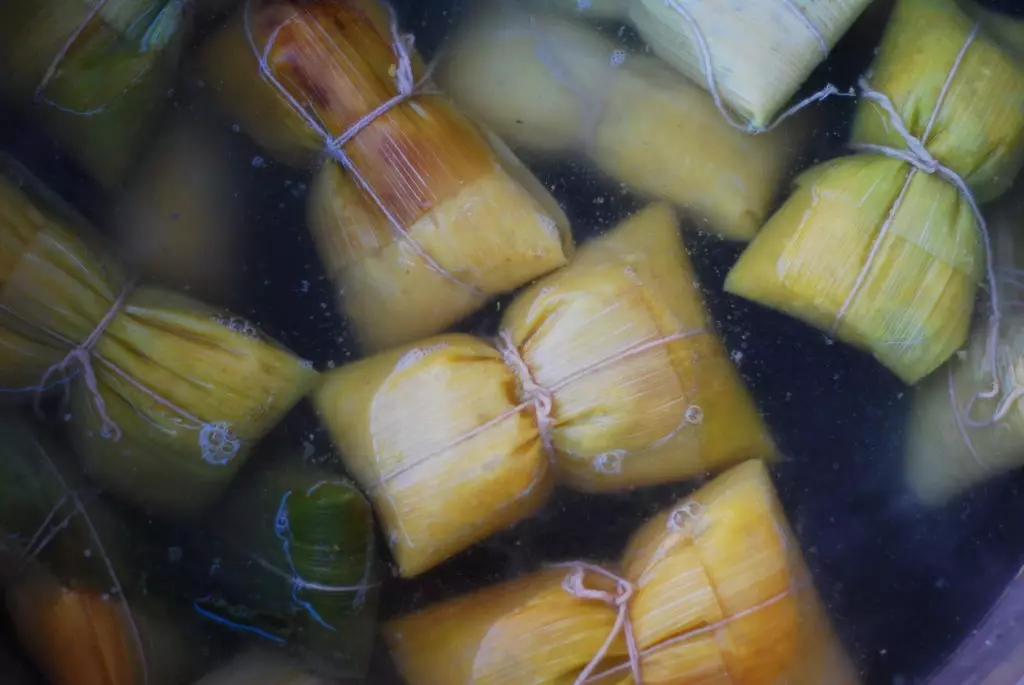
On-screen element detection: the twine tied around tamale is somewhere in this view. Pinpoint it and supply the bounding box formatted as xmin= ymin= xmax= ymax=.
xmin=661 ymin=0 xmax=854 ymax=134
xmin=555 ymin=562 xmax=643 ymax=685
xmin=243 ymin=0 xmax=484 ymax=298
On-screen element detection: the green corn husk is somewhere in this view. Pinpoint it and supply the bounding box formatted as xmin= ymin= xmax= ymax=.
xmin=0 ymin=160 xmax=319 ymax=519
xmin=195 ymin=649 xmax=340 ymax=685
xmin=0 ymin=0 xmax=187 ymax=189
xmin=0 ymin=414 xmax=215 ymax=685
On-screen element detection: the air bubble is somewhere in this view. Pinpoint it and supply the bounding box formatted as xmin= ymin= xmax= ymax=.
xmin=213 ymin=315 xmax=260 ymax=339
xmin=199 ymin=422 xmax=242 ymax=465
xmin=594 ymin=450 xmax=626 ymax=474
xmin=685 ymin=405 xmax=704 ymax=425
xmin=611 ymin=49 xmax=627 ymax=67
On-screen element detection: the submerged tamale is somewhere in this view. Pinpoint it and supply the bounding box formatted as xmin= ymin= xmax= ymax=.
xmin=387 ymin=460 xmax=859 ymax=685
xmin=626 ymin=0 xmax=871 ymax=129
xmin=202 ymin=0 xmax=573 ymax=351
xmin=315 ymin=204 xmax=774 ymax=577
xmin=440 ymin=9 xmax=801 ymax=242
xmin=0 ymin=415 xmax=212 ymax=685
xmin=0 ymin=163 xmax=318 ymax=519
xmin=726 ymin=0 xmax=1024 ymax=384
xmin=0 ymin=0 xmax=186 ymax=188
xmin=195 ymin=650 xmax=337 ymax=685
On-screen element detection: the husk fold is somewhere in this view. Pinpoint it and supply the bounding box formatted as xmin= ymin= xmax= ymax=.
xmin=0 ymin=415 xmax=210 ymax=685
xmin=0 ymin=0 xmax=187 ymax=188
xmin=202 ymin=0 xmax=573 ymax=351
xmin=440 ymin=9 xmax=802 ymax=242
xmin=726 ymin=0 xmax=1024 ymax=384
xmin=0 ymin=162 xmax=319 ymax=519
xmin=386 ymin=460 xmax=858 ymax=685
xmin=315 ymin=204 xmax=773 ymax=577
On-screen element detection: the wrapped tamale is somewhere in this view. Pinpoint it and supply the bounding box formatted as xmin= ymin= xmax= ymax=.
xmin=202 ymin=0 xmax=573 ymax=351
xmin=183 ymin=459 xmax=378 ymax=678
xmin=0 ymin=415 xmax=213 ymax=685
xmin=110 ymin=112 xmax=241 ymax=302
xmin=627 ymin=0 xmax=871 ymax=129
xmin=440 ymin=9 xmax=801 ymax=242
xmin=315 ymin=204 xmax=774 ymax=577
xmin=387 ymin=460 xmax=858 ymax=685
xmin=0 ymin=0 xmax=187 ymax=188
xmin=726 ymin=0 xmax=1024 ymax=384
xmin=195 ymin=650 xmax=338 ymax=685
xmin=0 ymin=162 xmax=318 ymax=518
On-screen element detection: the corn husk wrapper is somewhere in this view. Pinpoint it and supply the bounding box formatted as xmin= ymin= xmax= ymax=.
xmin=386 ymin=461 xmax=858 ymax=685
xmin=0 ymin=415 xmax=210 ymax=685
xmin=188 ymin=462 xmax=378 ymax=678
xmin=441 ymin=10 xmax=801 ymax=242
xmin=0 ymin=164 xmax=319 ymax=519
xmin=203 ymin=0 xmax=573 ymax=352
xmin=110 ymin=113 xmax=241 ymax=302
xmin=627 ymin=0 xmax=872 ymax=129
xmin=726 ymin=0 xmax=1024 ymax=384
xmin=0 ymin=0 xmax=186 ymax=188
xmin=195 ymin=650 xmax=339 ymax=685
xmin=315 ymin=204 xmax=773 ymax=577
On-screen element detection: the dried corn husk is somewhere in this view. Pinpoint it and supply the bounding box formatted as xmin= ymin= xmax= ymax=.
xmin=195 ymin=650 xmax=338 ymax=685
xmin=387 ymin=460 xmax=858 ymax=685
xmin=0 ymin=162 xmax=319 ymax=519
xmin=0 ymin=415 xmax=211 ymax=685
xmin=315 ymin=204 xmax=773 ymax=577
xmin=627 ymin=0 xmax=872 ymax=129
xmin=726 ymin=0 xmax=1024 ymax=384
xmin=110 ymin=112 xmax=241 ymax=302
xmin=0 ymin=0 xmax=186 ymax=188
xmin=440 ymin=9 xmax=801 ymax=241
xmin=202 ymin=0 xmax=573 ymax=351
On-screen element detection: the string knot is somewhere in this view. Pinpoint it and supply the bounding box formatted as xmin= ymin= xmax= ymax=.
xmin=496 ymin=330 xmax=556 ymax=457
xmin=557 ymin=562 xmax=642 ymax=685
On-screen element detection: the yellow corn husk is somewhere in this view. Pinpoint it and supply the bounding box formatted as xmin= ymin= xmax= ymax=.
xmin=194 ymin=650 xmax=339 ymax=685
xmin=315 ymin=204 xmax=772 ymax=577
xmin=110 ymin=113 xmax=241 ymax=302
xmin=0 ymin=0 xmax=186 ymax=188
xmin=627 ymin=0 xmax=871 ymax=129
xmin=387 ymin=461 xmax=858 ymax=685
xmin=440 ymin=10 xmax=802 ymax=242
xmin=203 ymin=0 xmax=573 ymax=352
xmin=726 ymin=0 xmax=1024 ymax=384
xmin=0 ymin=164 xmax=319 ymax=519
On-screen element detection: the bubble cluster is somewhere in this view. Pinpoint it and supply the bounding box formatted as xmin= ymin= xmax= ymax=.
xmin=199 ymin=422 xmax=242 ymax=465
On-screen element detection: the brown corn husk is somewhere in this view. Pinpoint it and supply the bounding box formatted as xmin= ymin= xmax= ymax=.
xmin=440 ymin=8 xmax=803 ymax=242
xmin=194 ymin=650 xmax=339 ymax=685
xmin=314 ymin=204 xmax=773 ymax=577
xmin=726 ymin=0 xmax=1024 ymax=384
xmin=627 ymin=0 xmax=872 ymax=129
xmin=202 ymin=0 xmax=573 ymax=351
xmin=386 ymin=460 xmax=858 ymax=685
xmin=0 ymin=161 xmax=318 ymax=519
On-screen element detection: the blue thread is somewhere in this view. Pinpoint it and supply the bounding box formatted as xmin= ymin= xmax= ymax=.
xmin=0 ymin=369 xmax=78 ymax=395
xmin=192 ymin=597 xmax=286 ymax=645
xmin=273 ymin=490 xmax=336 ymax=632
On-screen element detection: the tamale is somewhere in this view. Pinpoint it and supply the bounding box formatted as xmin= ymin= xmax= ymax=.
xmin=0 ymin=415 xmax=212 ymax=685
xmin=0 ymin=0 xmax=186 ymax=188
xmin=195 ymin=650 xmax=337 ymax=685
xmin=440 ymin=9 xmax=801 ymax=242
xmin=187 ymin=460 xmax=378 ymax=678
xmin=202 ymin=0 xmax=573 ymax=352
xmin=110 ymin=112 xmax=240 ymax=302
xmin=726 ymin=0 xmax=1024 ymax=384
xmin=315 ymin=204 xmax=773 ymax=577
xmin=627 ymin=0 xmax=872 ymax=129
xmin=0 ymin=163 xmax=319 ymax=519
xmin=387 ymin=460 xmax=859 ymax=685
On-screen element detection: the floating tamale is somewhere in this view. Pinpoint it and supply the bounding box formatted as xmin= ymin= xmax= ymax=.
xmin=440 ymin=9 xmax=801 ymax=241
xmin=195 ymin=649 xmax=337 ymax=685
xmin=202 ymin=0 xmax=573 ymax=351
xmin=726 ymin=0 xmax=1024 ymax=384
xmin=0 ymin=0 xmax=187 ymax=188
xmin=627 ymin=0 xmax=872 ymax=129
xmin=110 ymin=112 xmax=241 ymax=302
xmin=315 ymin=204 xmax=773 ymax=577
xmin=0 ymin=162 xmax=318 ymax=519
xmin=387 ymin=460 xmax=858 ymax=685
xmin=0 ymin=415 xmax=213 ymax=685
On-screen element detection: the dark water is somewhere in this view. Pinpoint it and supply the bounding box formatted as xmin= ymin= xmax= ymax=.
xmin=4 ymin=1 xmax=1024 ymax=684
